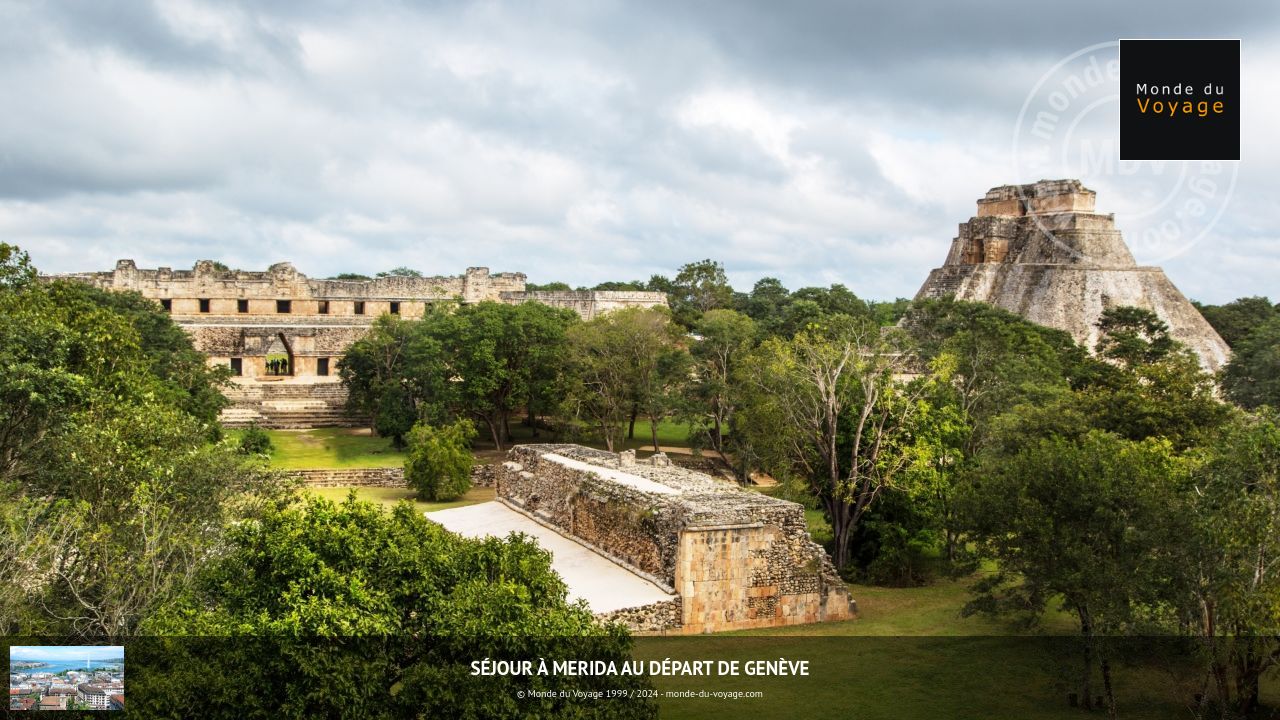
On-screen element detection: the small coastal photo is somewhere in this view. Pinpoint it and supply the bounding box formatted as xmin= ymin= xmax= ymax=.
xmin=9 ymin=646 xmax=124 ymax=712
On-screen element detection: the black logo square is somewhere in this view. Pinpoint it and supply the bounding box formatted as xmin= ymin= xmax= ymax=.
xmin=1120 ymin=39 xmax=1240 ymax=160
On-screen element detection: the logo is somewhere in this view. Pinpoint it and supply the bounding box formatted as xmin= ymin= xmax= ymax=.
xmin=1012 ymin=41 xmax=1238 ymax=264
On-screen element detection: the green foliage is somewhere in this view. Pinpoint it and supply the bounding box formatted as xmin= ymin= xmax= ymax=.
xmin=238 ymin=423 xmax=274 ymax=456
xmin=0 ymin=243 xmax=285 ymax=640
xmin=1221 ymin=314 xmax=1280 ymax=410
xmin=562 ymin=307 xmax=684 ymax=451
xmin=404 ymin=419 xmax=477 ymax=501
xmin=376 ymin=266 xmax=423 ymax=278
xmin=1195 ymin=295 xmax=1278 ymax=347
xmin=330 ymin=272 xmax=372 ymax=280
xmin=526 ymin=280 xmax=573 ymax=291
xmin=1095 ymin=306 xmax=1175 ymax=368
xmin=374 ymin=383 xmax=418 ymax=448
xmin=340 ymin=302 xmax=577 ymax=449
xmin=736 ymin=314 xmax=934 ymax=570
xmin=685 ymin=309 xmax=757 ymax=463
xmin=140 ymin=494 xmax=656 ymax=719
xmin=664 ymin=259 xmax=735 ymax=327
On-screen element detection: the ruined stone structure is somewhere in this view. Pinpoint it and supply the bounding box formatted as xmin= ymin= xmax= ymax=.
xmin=914 ymin=180 xmax=1230 ymax=371
xmin=50 ymin=260 xmax=667 ymax=427
xmin=490 ymin=444 xmax=854 ymax=634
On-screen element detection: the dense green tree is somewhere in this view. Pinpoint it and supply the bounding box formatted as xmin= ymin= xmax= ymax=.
xmin=687 ymin=309 xmax=757 ymax=459
xmin=961 ymin=430 xmax=1183 ymax=714
xmin=404 ymin=419 xmax=477 ymax=501
xmin=340 ymin=302 xmax=576 ymax=449
xmin=0 ymin=244 xmax=284 ymax=639
xmin=665 ymin=259 xmax=734 ymax=327
xmin=736 ymin=315 xmax=934 ymax=570
xmin=742 ymin=277 xmax=791 ymax=336
xmin=592 ymin=280 xmax=648 ymax=291
xmin=1158 ymin=410 xmax=1280 ymax=716
xmin=330 ymin=272 xmax=373 ymax=280
xmin=1196 ymin=296 xmax=1278 ymax=348
xmin=141 ymin=495 xmax=655 ymax=719
xmin=526 ymin=281 xmax=572 ymax=291
xmin=563 ymin=307 xmax=683 ymax=452
xmin=339 ymin=315 xmax=422 ymax=443
xmin=1221 ymin=314 xmax=1280 ymax=410
xmin=377 ymin=266 xmax=423 ymax=278
xmin=1082 ymin=308 xmax=1228 ymax=450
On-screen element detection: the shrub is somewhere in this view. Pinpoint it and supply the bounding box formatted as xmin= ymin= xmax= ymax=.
xmin=238 ymin=423 xmax=273 ymax=456
xmin=404 ymin=419 xmax=476 ymax=501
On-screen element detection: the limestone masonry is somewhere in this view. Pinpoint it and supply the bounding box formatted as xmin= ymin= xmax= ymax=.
xmin=50 ymin=260 xmax=667 ymax=427
xmin=914 ymin=180 xmax=1230 ymax=371
xmin=494 ymin=444 xmax=855 ymax=634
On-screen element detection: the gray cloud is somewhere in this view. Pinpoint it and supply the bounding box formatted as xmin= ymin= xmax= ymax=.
xmin=1 ymin=0 xmax=1276 ymax=302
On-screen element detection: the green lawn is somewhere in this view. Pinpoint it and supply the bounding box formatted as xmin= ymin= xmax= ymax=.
xmin=232 ymin=427 xmax=406 ymax=470
xmin=244 ymin=420 xmax=698 ymax=471
xmin=640 ymin=574 xmax=1257 ymax=719
xmin=306 ymin=485 xmax=495 ymax=514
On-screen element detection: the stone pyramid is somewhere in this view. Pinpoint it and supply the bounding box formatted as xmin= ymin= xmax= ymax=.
xmin=914 ymin=179 xmax=1230 ymax=371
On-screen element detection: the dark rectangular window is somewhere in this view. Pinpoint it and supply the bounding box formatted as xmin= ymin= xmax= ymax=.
xmin=354 ymin=301 xmax=365 ymax=315
xmin=277 ymin=300 xmax=292 ymax=314
xmin=389 ymin=301 xmax=400 ymax=315
xmin=160 ymin=299 xmax=172 ymax=312
xmin=199 ymin=298 xmax=210 ymax=313
xmin=318 ymin=300 xmax=330 ymax=315
xmin=238 ymin=299 xmax=249 ymax=313
xmin=230 ymin=358 xmax=243 ymax=376
xmin=317 ymin=358 xmax=330 ymax=376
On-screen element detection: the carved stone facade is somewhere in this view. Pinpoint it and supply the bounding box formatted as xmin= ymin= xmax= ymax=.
xmin=49 ymin=260 xmax=668 ymax=391
xmin=496 ymin=444 xmax=855 ymax=634
xmin=914 ymin=180 xmax=1230 ymax=372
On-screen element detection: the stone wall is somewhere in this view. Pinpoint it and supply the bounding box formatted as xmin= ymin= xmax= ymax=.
xmin=288 ymin=467 xmax=406 ymax=487
xmin=496 ymin=444 xmax=854 ymax=634
xmin=285 ymin=463 xmax=497 ymax=489
xmin=47 ymin=260 xmax=669 ymax=390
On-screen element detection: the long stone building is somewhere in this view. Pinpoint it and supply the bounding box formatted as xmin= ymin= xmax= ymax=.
xmin=50 ymin=260 xmax=667 ymax=427
xmin=914 ymin=180 xmax=1230 ymax=371
xmin=428 ymin=444 xmax=855 ymax=633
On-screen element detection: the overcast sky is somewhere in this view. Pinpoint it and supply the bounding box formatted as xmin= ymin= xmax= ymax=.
xmin=2 ymin=1 xmax=1276 ymax=302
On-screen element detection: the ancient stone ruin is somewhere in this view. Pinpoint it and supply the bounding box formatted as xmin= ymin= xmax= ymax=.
xmin=49 ymin=260 xmax=667 ymax=428
xmin=914 ymin=180 xmax=1230 ymax=371
xmin=429 ymin=444 xmax=855 ymax=634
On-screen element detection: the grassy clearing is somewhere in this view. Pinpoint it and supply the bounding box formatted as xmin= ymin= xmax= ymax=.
xmin=246 ymin=419 xmax=699 ymax=470
xmin=231 ymin=427 xmax=405 ymax=470
xmin=306 ymin=485 xmax=495 ymax=514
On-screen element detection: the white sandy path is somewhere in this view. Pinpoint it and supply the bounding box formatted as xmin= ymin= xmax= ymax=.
xmin=425 ymin=501 xmax=674 ymax=614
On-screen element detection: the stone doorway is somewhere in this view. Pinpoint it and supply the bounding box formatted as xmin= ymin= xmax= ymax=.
xmin=265 ymin=333 xmax=293 ymax=376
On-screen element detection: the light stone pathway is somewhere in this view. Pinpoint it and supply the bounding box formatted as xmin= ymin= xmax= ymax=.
xmin=425 ymin=501 xmax=674 ymax=613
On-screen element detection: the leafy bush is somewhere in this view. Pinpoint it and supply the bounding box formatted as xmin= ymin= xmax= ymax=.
xmin=238 ymin=423 xmax=273 ymax=456
xmin=404 ymin=419 xmax=476 ymax=501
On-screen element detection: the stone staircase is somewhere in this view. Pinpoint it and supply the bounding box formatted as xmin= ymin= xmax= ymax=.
xmin=219 ymin=381 xmax=368 ymax=429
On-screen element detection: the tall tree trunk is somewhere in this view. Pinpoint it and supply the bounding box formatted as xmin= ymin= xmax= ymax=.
xmin=486 ymin=418 xmax=503 ymax=451
xmin=628 ymin=405 xmax=638 ymax=440
xmin=527 ymin=403 xmax=539 ymax=438
xmin=502 ymin=411 xmax=511 ymax=445
xmin=826 ymin=496 xmax=853 ymax=571
xmin=650 ymin=417 xmax=660 ymax=454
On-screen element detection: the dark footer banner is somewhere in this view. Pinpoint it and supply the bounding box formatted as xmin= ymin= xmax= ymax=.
xmin=4 ymin=636 xmax=1273 ymax=719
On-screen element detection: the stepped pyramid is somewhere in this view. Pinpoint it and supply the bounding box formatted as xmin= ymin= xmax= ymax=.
xmin=914 ymin=180 xmax=1229 ymax=371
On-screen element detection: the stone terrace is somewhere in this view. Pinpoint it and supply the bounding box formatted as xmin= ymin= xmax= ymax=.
xmin=488 ymin=444 xmax=855 ymax=634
